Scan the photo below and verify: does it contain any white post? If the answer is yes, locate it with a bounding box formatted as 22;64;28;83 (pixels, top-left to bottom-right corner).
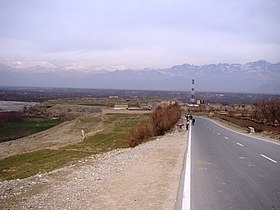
81;130;85;140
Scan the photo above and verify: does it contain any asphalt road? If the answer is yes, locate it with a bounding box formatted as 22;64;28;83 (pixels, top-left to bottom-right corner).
183;116;280;210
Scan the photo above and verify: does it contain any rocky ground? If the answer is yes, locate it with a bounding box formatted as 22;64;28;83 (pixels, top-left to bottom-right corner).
0;130;188;209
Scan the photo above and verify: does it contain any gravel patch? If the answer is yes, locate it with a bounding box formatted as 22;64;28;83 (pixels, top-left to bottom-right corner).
0;130;188;209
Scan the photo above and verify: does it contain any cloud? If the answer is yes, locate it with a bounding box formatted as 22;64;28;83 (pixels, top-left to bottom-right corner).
0;0;279;68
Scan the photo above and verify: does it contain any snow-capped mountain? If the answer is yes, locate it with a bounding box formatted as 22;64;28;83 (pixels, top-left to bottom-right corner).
2;60;59;72
0;60;279;94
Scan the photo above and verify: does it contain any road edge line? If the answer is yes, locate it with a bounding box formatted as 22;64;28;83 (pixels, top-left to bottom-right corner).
182;123;192;210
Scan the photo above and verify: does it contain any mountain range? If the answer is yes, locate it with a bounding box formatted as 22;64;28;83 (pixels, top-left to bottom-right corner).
0;60;280;94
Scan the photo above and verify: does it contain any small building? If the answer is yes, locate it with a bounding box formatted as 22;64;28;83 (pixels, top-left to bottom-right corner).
196;99;205;105
109;96;119;99
159;100;177;107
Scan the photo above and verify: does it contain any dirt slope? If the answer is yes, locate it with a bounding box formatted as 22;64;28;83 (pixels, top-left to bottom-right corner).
0;130;188;209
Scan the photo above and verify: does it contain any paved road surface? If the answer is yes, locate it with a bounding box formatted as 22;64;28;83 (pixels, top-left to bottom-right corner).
181;116;280;210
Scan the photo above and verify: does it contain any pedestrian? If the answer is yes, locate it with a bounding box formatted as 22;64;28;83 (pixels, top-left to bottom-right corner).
192;118;195;125
186;120;189;130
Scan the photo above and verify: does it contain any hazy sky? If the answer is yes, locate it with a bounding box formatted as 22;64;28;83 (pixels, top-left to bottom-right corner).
0;0;280;69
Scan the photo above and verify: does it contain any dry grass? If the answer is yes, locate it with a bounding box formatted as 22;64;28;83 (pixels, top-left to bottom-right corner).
152;103;181;136
253;100;280;126
129;124;153;147
129;103;181;147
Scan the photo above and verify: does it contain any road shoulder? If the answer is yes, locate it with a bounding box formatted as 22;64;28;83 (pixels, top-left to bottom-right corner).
0;130;188;209
88;131;188;210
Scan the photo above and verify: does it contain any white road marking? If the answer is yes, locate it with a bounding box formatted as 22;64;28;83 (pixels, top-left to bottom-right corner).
217;133;221;135
238;157;245;159
225;136;229;139
261;154;277;164
182;124;192;210
236;142;244;147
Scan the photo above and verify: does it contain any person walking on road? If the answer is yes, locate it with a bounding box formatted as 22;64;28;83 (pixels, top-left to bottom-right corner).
186;120;190;130
192;118;195;125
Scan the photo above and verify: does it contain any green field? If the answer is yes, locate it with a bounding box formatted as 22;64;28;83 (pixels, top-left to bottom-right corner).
0;113;150;180
0;117;63;143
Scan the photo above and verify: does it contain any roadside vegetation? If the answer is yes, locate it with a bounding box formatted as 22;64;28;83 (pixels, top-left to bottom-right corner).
253;100;280;126
186;100;280;132
216;100;280;133
129;103;181;147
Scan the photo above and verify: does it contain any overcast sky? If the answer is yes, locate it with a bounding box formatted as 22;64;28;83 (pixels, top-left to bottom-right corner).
0;0;279;69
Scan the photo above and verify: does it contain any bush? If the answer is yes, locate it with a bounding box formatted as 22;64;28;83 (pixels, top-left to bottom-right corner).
151;103;181;136
254;100;280;125
151;106;166;136
129;124;153;147
129;103;181;147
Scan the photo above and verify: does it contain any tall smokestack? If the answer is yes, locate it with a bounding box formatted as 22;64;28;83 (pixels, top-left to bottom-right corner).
190;79;196;104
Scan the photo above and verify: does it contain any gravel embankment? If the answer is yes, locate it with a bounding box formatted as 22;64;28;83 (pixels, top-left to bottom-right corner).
0;130;188;209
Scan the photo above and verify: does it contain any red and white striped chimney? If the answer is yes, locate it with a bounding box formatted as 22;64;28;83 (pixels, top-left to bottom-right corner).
190;79;196;104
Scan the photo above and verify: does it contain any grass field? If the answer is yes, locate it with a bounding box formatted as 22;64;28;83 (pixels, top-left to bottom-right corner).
0;113;150;180
0;117;63;143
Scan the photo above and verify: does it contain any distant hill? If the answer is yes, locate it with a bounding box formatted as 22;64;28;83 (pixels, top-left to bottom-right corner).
1;60;279;94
